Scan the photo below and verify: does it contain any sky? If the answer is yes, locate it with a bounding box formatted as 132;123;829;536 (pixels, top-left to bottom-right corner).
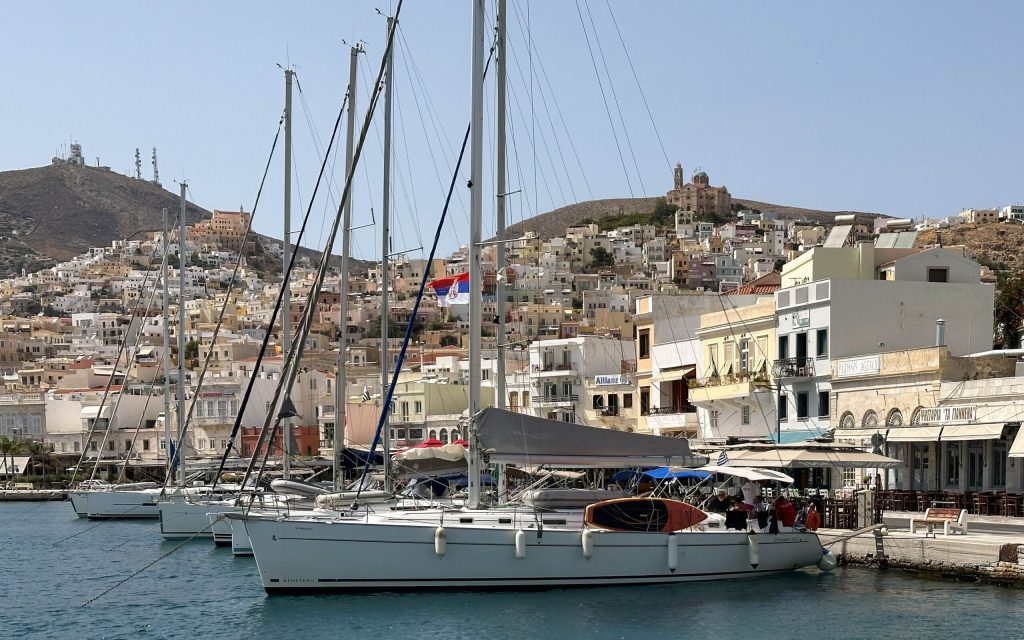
2;1;1023;262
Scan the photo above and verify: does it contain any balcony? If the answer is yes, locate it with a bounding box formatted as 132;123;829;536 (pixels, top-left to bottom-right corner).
689;370;771;402
772;357;814;379
641;404;697;416
533;394;579;407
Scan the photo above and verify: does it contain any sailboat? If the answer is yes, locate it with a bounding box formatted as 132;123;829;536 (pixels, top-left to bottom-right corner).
70;193;194;519
236;0;835;593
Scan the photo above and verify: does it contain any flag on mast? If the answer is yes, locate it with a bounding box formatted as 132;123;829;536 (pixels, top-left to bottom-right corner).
428;272;470;306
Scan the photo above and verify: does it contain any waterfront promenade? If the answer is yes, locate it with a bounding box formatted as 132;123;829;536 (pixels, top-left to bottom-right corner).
823;511;1024;585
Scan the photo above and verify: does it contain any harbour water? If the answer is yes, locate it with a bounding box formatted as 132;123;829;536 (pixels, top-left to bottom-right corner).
3;502;1024;640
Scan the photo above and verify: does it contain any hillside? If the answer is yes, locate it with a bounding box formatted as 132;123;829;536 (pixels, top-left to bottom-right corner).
504;195;890;240
916;222;1024;274
0;163;356;279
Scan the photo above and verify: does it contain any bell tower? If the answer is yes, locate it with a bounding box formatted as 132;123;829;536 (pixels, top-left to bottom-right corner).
673;162;684;190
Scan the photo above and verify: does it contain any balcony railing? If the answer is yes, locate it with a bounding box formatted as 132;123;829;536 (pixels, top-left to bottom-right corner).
641;404;697;416
535;394;579;404
772;357;814;378
534;363;574;373
689;370;771;389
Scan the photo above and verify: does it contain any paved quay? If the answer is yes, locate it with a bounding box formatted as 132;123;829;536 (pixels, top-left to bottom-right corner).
820;511;1024;586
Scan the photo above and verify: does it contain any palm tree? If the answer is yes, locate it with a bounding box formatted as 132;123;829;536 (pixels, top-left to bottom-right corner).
24;440;59;480
0;436;25;478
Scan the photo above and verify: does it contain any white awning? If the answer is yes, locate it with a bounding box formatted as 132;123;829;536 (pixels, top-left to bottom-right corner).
80;406;112;419
885;426;942;442
653;365;696;383
1011;428;1024;458
940;423;1006;442
696;465;795;483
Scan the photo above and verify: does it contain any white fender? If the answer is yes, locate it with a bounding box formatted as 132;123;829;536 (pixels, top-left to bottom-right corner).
515;529;527;560
817;549;837;572
434;526;446;557
581;528;594;559
667;533;678;572
747;532;760;568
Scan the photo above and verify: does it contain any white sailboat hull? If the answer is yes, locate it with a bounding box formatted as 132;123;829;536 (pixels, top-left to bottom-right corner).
242;513;825;593
70;489;161;519
159;498;240;539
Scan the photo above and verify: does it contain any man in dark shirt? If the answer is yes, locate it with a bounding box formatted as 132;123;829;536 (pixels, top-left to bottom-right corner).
707;488;732;513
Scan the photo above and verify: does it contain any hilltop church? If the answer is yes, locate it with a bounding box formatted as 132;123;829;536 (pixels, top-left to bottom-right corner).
665;163;732;220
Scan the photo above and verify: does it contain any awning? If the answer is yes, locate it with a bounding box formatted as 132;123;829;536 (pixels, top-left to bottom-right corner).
0;456;31;475
80;406;112;419
476;407;707;467
696;465;796;483
1011;429;1024;458
939;423;1006;442
709;448;902;469
885;426;942;442
653;365;696;383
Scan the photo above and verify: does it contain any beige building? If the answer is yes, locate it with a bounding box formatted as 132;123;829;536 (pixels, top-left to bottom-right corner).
690;297;776;440
665;164;731;220
831;346;1018;491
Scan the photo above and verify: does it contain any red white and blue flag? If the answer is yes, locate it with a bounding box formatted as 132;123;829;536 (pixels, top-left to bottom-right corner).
428;272;470;306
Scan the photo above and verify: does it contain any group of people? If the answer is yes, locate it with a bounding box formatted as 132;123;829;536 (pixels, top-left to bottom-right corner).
705;480;820;532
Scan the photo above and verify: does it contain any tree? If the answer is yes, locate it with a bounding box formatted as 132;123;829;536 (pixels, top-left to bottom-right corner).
589;247;615;268
185;339;200;360
650;197;678;227
994;272;1024;349
440;335;459;347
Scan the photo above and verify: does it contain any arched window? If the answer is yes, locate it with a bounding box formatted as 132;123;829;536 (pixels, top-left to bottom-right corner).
839;411;856;430
862;410;878;428
440;430;449;444
451;430;461;441
886;409;903;427
428;430;437;440
910;407;923;425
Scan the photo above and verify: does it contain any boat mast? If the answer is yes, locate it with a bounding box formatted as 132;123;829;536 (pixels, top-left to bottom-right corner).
495;0;507;411
177;182;187;489
467;0;485;510
162;208;172;481
282;68;294;480
495;0;508;505
381;16;395;492
336;43;360;491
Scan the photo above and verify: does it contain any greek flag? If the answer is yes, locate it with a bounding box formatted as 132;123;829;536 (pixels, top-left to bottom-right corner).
717;450;729;466
361;386;371;402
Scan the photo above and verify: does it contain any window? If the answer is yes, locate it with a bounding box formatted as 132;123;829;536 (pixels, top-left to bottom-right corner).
816;329;828;358
61;442;67;453
623;394;633;409
739;339;749;373
74;441;80;452
199;439;207;450
142;439;150;451
778;335;789;360
778;394;788;421
795;332;807;360
640;387;650;414
741;405;751;425
593;395;604;410
230;400;239;416
90;441;97;452
396;428;406;439
218;400;228;417
409;428;423;440
967;441;984;489
818;392;830;418
993;432;1008;487
108;441;115;451
197;402;204;417
639;330;650;359
708;344;719;374
414;401;423;414
796;392;809;419
428;430;437;440
710;410;719;428
927;267;949;283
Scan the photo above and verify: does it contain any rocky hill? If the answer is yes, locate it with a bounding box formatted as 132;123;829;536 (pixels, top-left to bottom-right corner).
916;222;1024;274
0;163;355;279
504;195;890;240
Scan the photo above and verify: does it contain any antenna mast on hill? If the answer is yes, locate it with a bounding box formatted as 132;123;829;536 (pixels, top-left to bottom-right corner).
135;148;142;179
151;147;161;187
